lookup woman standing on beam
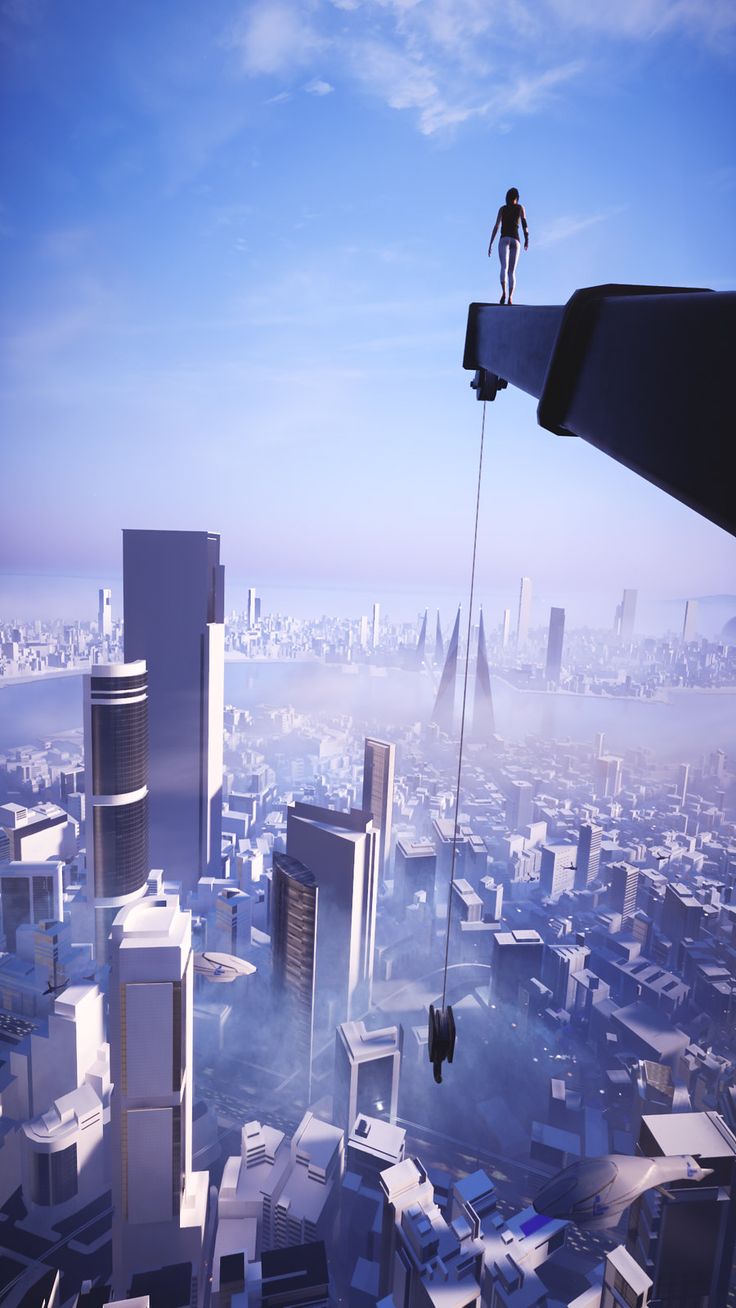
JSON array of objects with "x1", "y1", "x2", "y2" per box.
[{"x1": 488, "y1": 187, "x2": 529, "y2": 305}]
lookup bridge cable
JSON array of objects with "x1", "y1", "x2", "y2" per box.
[{"x1": 440, "y1": 399, "x2": 487, "y2": 1010}]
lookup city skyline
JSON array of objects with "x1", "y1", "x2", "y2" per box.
[{"x1": 2, "y1": 2, "x2": 735, "y2": 606}]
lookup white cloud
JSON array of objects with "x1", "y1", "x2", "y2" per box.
[
  {"x1": 534, "y1": 207, "x2": 626, "y2": 248},
  {"x1": 305, "y1": 77, "x2": 334, "y2": 94},
  {"x1": 547, "y1": 0, "x2": 736, "y2": 43},
  {"x1": 225, "y1": 0, "x2": 733, "y2": 137},
  {"x1": 226, "y1": 2, "x2": 324, "y2": 76}
]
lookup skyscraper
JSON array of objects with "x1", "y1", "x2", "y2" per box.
[
  {"x1": 109, "y1": 896, "x2": 207, "y2": 1298},
  {"x1": 506, "y1": 779, "x2": 534, "y2": 833},
  {"x1": 682, "y1": 598, "x2": 698, "y2": 644},
  {"x1": 545, "y1": 606, "x2": 565, "y2": 685},
  {"x1": 501, "y1": 607, "x2": 511, "y2": 647},
  {"x1": 362, "y1": 738, "x2": 395, "y2": 882},
  {"x1": 123, "y1": 529, "x2": 224, "y2": 896},
  {"x1": 516, "y1": 576, "x2": 532, "y2": 646},
  {"x1": 371, "y1": 601, "x2": 380, "y2": 650},
  {"x1": 247, "y1": 587, "x2": 257, "y2": 628},
  {"x1": 98, "y1": 587, "x2": 112, "y2": 641},
  {"x1": 271, "y1": 852, "x2": 318, "y2": 1095},
  {"x1": 473, "y1": 608, "x2": 495, "y2": 739},
  {"x1": 601, "y1": 1246, "x2": 651, "y2": 1308},
  {"x1": 333, "y1": 1020, "x2": 401, "y2": 1136},
  {"x1": 608, "y1": 862, "x2": 639, "y2": 922},
  {"x1": 620, "y1": 588, "x2": 638, "y2": 640},
  {"x1": 676, "y1": 762, "x2": 689, "y2": 807},
  {"x1": 431, "y1": 607, "x2": 460, "y2": 732},
  {"x1": 626, "y1": 1112, "x2": 736, "y2": 1308},
  {"x1": 576, "y1": 821, "x2": 602, "y2": 889},
  {"x1": 286, "y1": 802, "x2": 378, "y2": 1029},
  {"x1": 83, "y1": 661, "x2": 149, "y2": 963}
]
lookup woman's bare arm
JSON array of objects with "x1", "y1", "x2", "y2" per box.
[
  {"x1": 488, "y1": 208, "x2": 503, "y2": 255},
  {"x1": 520, "y1": 204, "x2": 529, "y2": 250}
]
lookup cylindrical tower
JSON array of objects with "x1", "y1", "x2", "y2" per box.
[{"x1": 84, "y1": 660, "x2": 149, "y2": 962}]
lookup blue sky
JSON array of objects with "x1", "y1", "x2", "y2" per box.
[{"x1": 1, "y1": 0, "x2": 735, "y2": 625}]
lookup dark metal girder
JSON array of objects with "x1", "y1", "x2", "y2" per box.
[{"x1": 463, "y1": 284, "x2": 735, "y2": 537}]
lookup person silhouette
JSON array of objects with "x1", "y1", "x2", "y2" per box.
[{"x1": 488, "y1": 187, "x2": 529, "y2": 305}]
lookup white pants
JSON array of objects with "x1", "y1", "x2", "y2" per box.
[{"x1": 499, "y1": 236, "x2": 520, "y2": 297}]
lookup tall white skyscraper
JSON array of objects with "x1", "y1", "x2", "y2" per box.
[
  {"x1": 286, "y1": 802, "x2": 378, "y2": 1028},
  {"x1": 682, "y1": 598, "x2": 698, "y2": 643},
  {"x1": 501, "y1": 608, "x2": 511, "y2": 647},
  {"x1": 620, "y1": 588, "x2": 637, "y2": 639},
  {"x1": 247, "y1": 587, "x2": 257, "y2": 628},
  {"x1": 123, "y1": 529, "x2": 224, "y2": 896},
  {"x1": 110, "y1": 896, "x2": 207, "y2": 1299},
  {"x1": 362, "y1": 738, "x2": 395, "y2": 882},
  {"x1": 516, "y1": 576, "x2": 532, "y2": 646},
  {"x1": 84, "y1": 662, "x2": 149, "y2": 963},
  {"x1": 98, "y1": 587, "x2": 112, "y2": 641},
  {"x1": 371, "y1": 602, "x2": 380, "y2": 650}
]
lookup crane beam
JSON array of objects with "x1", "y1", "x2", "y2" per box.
[{"x1": 463, "y1": 284, "x2": 735, "y2": 536}]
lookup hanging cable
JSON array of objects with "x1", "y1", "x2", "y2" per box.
[{"x1": 440, "y1": 400, "x2": 487, "y2": 1010}]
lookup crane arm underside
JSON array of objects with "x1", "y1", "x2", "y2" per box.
[{"x1": 463, "y1": 284, "x2": 735, "y2": 537}]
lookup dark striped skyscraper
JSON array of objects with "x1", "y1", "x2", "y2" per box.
[
  {"x1": 84, "y1": 661, "x2": 149, "y2": 962},
  {"x1": 362, "y1": 738, "x2": 395, "y2": 882},
  {"x1": 272, "y1": 852, "x2": 318, "y2": 1096}
]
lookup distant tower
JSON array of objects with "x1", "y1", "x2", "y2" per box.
[
  {"x1": 414, "y1": 610, "x2": 428, "y2": 668},
  {"x1": 506, "y1": 780, "x2": 533, "y2": 833},
  {"x1": 676, "y1": 762, "x2": 689, "y2": 807},
  {"x1": 620, "y1": 588, "x2": 637, "y2": 639},
  {"x1": 595, "y1": 731, "x2": 605, "y2": 759},
  {"x1": 545, "y1": 607, "x2": 565, "y2": 685},
  {"x1": 431, "y1": 607, "x2": 460, "y2": 732},
  {"x1": 272, "y1": 852, "x2": 318, "y2": 1097},
  {"x1": 98, "y1": 588, "x2": 112, "y2": 641},
  {"x1": 359, "y1": 615, "x2": 370, "y2": 649},
  {"x1": 434, "y1": 612, "x2": 444, "y2": 664},
  {"x1": 110, "y1": 897, "x2": 208, "y2": 1298},
  {"x1": 472, "y1": 609, "x2": 495, "y2": 740},
  {"x1": 576, "y1": 822, "x2": 602, "y2": 889},
  {"x1": 83, "y1": 661, "x2": 149, "y2": 964},
  {"x1": 501, "y1": 608, "x2": 511, "y2": 648},
  {"x1": 682, "y1": 599, "x2": 698, "y2": 644},
  {"x1": 247, "y1": 587, "x2": 257, "y2": 628},
  {"x1": 516, "y1": 576, "x2": 532, "y2": 646},
  {"x1": 286, "y1": 802, "x2": 378, "y2": 1028},
  {"x1": 372, "y1": 602, "x2": 380, "y2": 650},
  {"x1": 123, "y1": 529, "x2": 225, "y2": 896},
  {"x1": 362, "y1": 739, "x2": 395, "y2": 882}
]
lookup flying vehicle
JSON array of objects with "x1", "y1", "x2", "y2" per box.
[
  {"x1": 193, "y1": 952, "x2": 256, "y2": 984},
  {"x1": 533, "y1": 1153, "x2": 713, "y2": 1230}
]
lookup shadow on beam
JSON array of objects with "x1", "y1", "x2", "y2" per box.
[{"x1": 463, "y1": 284, "x2": 735, "y2": 537}]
